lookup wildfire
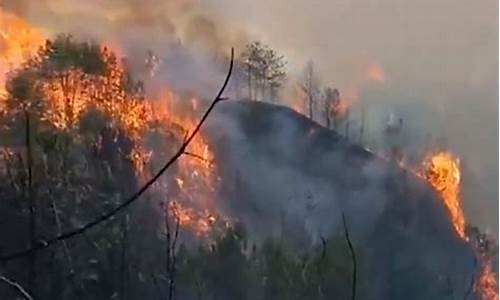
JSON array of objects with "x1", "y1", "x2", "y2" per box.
[
  {"x1": 0, "y1": 7, "x2": 45, "y2": 96},
  {"x1": 422, "y1": 152, "x2": 498, "y2": 300},
  {"x1": 366, "y1": 62, "x2": 385, "y2": 83},
  {"x1": 167, "y1": 201, "x2": 220, "y2": 236},
  {"x1": 476, "y1": 255, "x2": 499, "y2": 300},
  {"x1": 0, "y1": 8, "x2": 226, "y2": 238},
  {"x1": 422, "y1": 152, "x2": 466, "y2": 239}
]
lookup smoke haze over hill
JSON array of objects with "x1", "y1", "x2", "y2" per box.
[{"x1": 1, "y1": 0, "x2": 497, "y2": 234}]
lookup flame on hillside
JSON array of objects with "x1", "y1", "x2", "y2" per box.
[
  {"x1": 422, "y1": 152, "x2": 498, "y2": 300},
  {"x1": 0, "y1": 8, "x2": 227, "y2": 238},
  {"x1": 476, "y1": 255, "x2": 499, "y2": 300},
  {"x1": 423, "y1": 152, "x2": 466, "y2": 239}
]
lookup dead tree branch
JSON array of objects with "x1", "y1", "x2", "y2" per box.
[
  {"x1": 0, "y1": 275, "x2": 34, "y2": 300},
  {"x1": 463, "y1": 256, "x2": 478, "y2": 300},
  {"x1": 183, "y1": 151, "x2": 213, "y2": 165},
  {"x1": 342, "y1": 212, "x2": 357, "y2": 300},
  {"x1": 164, "y1": 202, "x2": 181, "y2": 300},
  {"x1": 24, "y1": 110, "x2": 36, "y2": 296},
  {"x1": 167, "y1": 211, "x2": 180, "y2": 300},
  {"x1": 50, "y1": 197, "x2": 84, "y2": 299},
  {"x1": 0, "y1": 48, "x2": 234, "y2": 262}
]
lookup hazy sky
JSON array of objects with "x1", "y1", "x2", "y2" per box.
[{"x1": 204, "y1": 0, "x2": 499, "y2": 233}]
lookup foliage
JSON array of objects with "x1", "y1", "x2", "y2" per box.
[{"x1": 240, "y1": 41, "x2": 287, "y2": 102}]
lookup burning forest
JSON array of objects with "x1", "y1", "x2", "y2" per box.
[{"x1": 0, "y1": 1, "x2": 498, "y2": 300}]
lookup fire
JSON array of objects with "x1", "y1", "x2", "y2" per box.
[
  {"x1": 0, "y1": 9, "x2": 226, "y2": 238},
  {"x1": 367, "y1": 62, "x2": 385, "y2": 83},
  {"x1": 476, "y1": 256, "x2": 499, "y2": 300},
  {"x1": 0, "y1": 7, "x2": 45, "y2": 96},
  {"x1": 167, "y1": 201, "x2": 220, "y2": 236},
  {"x1": 422, "y1": 152, "x2": 466, "y2": 239},
  {"x1": 164, "y1": 99, "x2": 225, "y2": 236},
  {"x1": 422, "y1": 152, "x2": 498, "y2": 299}
]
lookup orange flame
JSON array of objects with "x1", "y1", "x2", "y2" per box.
[
  {"x1": 0, "y1": 7, "x2": 45, "y2": 96},
  {"x1": 422, "y1": 152, "x2": 498, "y2": 300},
  {"x1": 476, "y1": 255, "x2": 499, "y2": 300},
  {"x1": 423, "y1": 152, "x2": 466, "y2": 239},
  {"x1": 366, "y1": 62, "x2": 385, "y2": 83},
  {"x1": 0, "y1": 9, "x2": 227, "y2": 238}
]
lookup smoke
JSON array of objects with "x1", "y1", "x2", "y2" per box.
[
  {"x1": 207, "y1": 102, "x2": 405, "y2": 245},
  {"x1": 1, "y1": 0, "x2": 247, "y2": 99},
  {"x1": 204, "y1": 0, "x2": 498, "y2": 235},
  {"x1": 1, "y1": 0, "x2": 496, "y2": 235}
]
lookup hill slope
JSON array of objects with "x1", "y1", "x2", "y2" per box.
[{"x1": 207, "y1": 100, "x2": 476, "y2": 299}]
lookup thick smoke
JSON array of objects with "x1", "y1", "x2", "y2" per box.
[
  {"x1": 205, "y1": 0, "x2": 498, "y2": 235},
  {"x1": 2, "y1": 0, "x2": 496, "y2": 236},
  {"x1": 1, "y1": 0, "x2": 247, "y2": 99},
  {"x1": 207, "y1": 102, "x2": 412, "y2": 243}
]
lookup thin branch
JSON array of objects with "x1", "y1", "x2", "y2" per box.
[
  {"x1": 341, "y1": 212, "x2": 357, "y2": 300},
  {"x1": 317, "y1": 236, "x2": 327, "y2": 300},
  {"x1": 164, "y1": 201, "x2": 172, "y2": 299},
  {"x1": 168, "y1": 214, "x2": 180, "y2": 300},
  {"x1": 50, "y1": 197, "x2": 84, "y2": 299},
  {"x1": 463, "y1": 256, "x2": 478, "y2": 300},
  {"x1": 24, "y1": 110, "x2": 36, "y2": 296},
  {"x1": 183, "y1": 151, "x2": 213, "y2": 165},
  {"x1": 0, "y1": 275, "x2": 34, "y2": 300},
  {"x1": 0, "y1": 48, "x2": 234, "y2": 262}
]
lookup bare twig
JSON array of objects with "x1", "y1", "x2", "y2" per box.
[
  {"x1": 463, "y1": 256, "x2": 478, "y2": 300},
  {"x1": 24, "y1": 110, "x2": 36, "y2": 296},
  {"x1": 317, "y1": 236, "x2": 327, "y2": 299},
  {"x1": 164, "y1": 202, "x2": 181, "y2": 300},
  {"x1": 119, "y1": 214, "x2": 129, "y2": 300},
  {"x1": 50, "y1": 197, "x2": 84, "y2": 299},
  {"x1": 164, "y1": 203, "x2": 171, "y2": 297},
  {"x1": 0, "y1": 275, "x2": 34, "y2": 300},
  {"x1": 183, "y1": 151, "x2": 213, "y2": 165},
  {"x1": 0, "y1": 48, "x2": 234, "y2": 262},
  {"x1": 341, "y1": 212, "x2": 357, "y2": 300},
  {"x1": 168, "y1": 213, "x2": 180, "y2": 300},
  {"x1": 195, "y1": 275, "x2": 205, "y2": 300}
]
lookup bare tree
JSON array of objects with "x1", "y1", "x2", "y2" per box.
[
  {"x1": 344, "y1": 107, "x2": 351, "y2": 141},
  {"x1": 23, "y1": 109, "x2": 36, "y2": 296},
  {"x1": 322, "y1": 87, "x2": 340, "y2": 129},
  {"x1": 341, "y1": 213, "x2": 357, "y2": 300},
  {"x1": 119, "y1": 214, "x2": 130, "y2": 300},
  {"x1": 359, "y1": 99, "x2": 366, "y2": 144},
  {"x1": 164, "y1": 203, "x2": 181, "y2": 300},
  {"x1": 301, "y1": 60, "x2": 320, "y2": 120}
]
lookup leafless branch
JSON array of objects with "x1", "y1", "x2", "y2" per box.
[
  {"x1": 168, "y1": 213, "x2": 180, "y2": 300},
  {"x1": 342, "y1": 212, "x2": 357, "y2": 300},
  {"x1": 24, "y1": 110, "x2": 36, "y2": 296},
  {"x1": 0, "y1": 48, "x2": 234, "y2": 262},
  {"x1": 317, "y1": 236, "x2": 327, "y2": 300},
  {"x1": 0, "y1": 275, "x2": 34, "y2": 300},
  {"x1": 183, "y1": 151, "x2": 213, "y2": 165},
  {"x1": 50, "y1": 197, "x2": 84, "y2": 299},
  {"x1": 463, "y1": 256, "x2": 478, "y2": 300}
]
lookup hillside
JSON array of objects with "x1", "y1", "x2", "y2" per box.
[{"x1": 207, "y1": 100, "x2": 476, "y2": 299}]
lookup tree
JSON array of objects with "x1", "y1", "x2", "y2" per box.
[
  {"x1": 264, "y1": 47, "x2": 287, "y2": 102},
  {"x1": 322, "y1": 87, "x2": 339, "y2": 129},
  {"x1": 300, "y1": 60, "x2": 320, "y2": 120},
  {"x1": 240, "y1": 41, "x2": 286, "y2": 101}
]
